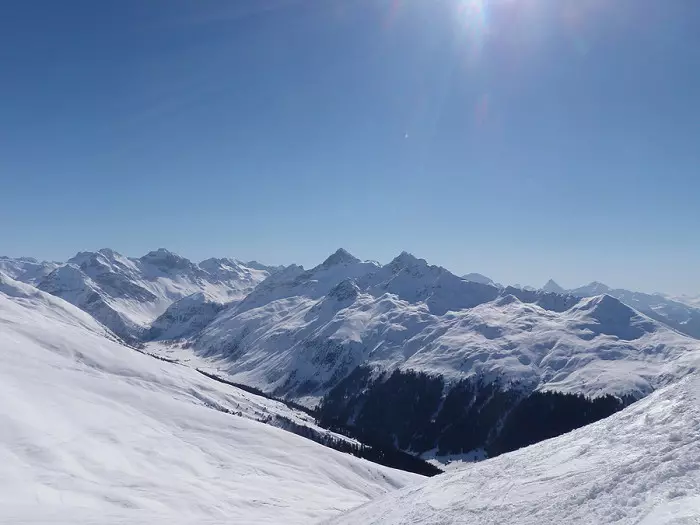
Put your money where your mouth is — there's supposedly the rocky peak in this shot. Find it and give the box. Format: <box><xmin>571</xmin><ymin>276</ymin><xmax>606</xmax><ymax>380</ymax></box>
<box><xmin>321</xmin><ymin>248</ymin><xmax>361</xmax><ymax>267</ymax></box>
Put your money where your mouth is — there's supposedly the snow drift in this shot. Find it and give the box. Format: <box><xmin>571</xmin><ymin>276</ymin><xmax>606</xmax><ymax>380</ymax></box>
<box><xmin>0</xmin><ymin>273</ymin><xmax>419</xmax><ymax>524</ymax></box>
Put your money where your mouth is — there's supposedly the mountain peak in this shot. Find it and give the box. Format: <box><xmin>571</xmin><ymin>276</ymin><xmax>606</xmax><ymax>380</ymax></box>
<box><xmin>570</xmin><ymin>294</ymin><xmax>658</xmax><ymax>340</ymax></box>
<box><xmin>140</xmin><ymin>248</ymin><xmax>194</xmax><ymax>271</ymax></box>
<box><xmin>143</xmin><ymin>248</ymin><xmax>176</xmax><ymax>258</ymax></box>
<box><xmin>463</xmin><ymin>273</ymin><xmax>495</xmax><ymax>286</ymax></box>
<box><xmin>589</xmin><ymin>281</ymin><xmax>611</xmax><ymax>292</ymax></box>
<box><xmin>587</xmin><ymin>293</ymin><xmax>628</xmax><ymax>311</ymax></box>
<box><xmin>199</xmin><ymin>257</ymin><xmax>240</xmax><ymax>270</ymax></box>
<box><xmin>389</xmin><ymin>251</ymin><xmax>425</xmax><ymax>270</ymax></box>
<box><xmin>39</xmin><ymin>263</ymin><xmax>91</xmax><ymax>292</ymax></box>
<box><xmin>68</xmin><ymin>250</ymin><xmax>99</xmax><ymax>264</ymax></box>
<box><xmin>244</xmin><ymin>260</ymin><xmax>283</xmax><ymax>273</ymax></box>
<box><xmin>494</xmin><ymin>294</ymin><xmax>522</xmax><ymax>307</ymax></box>
<box><xmin>573</xmin><ymin>293</ymin><xmax>640</xmax><ymax>323</ymax></box>
<box><xmin>542</xmin><ymin>279</ymin><xmax>566</xmax><ymax>294</ymax></box>
<box><xmin>321</xmin><ymin>248</ymin><xmax>360</xmax><ymax>267</ymax></box>
<box><xmin>97</xmin><ymin>248</ymin><xmax>122</xmax><ymax>259</ymax></box>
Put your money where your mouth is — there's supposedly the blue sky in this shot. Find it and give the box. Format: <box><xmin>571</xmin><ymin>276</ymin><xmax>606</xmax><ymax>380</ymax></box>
<box><xmin>1</xmin><ymin>0</ymin><xmax>699</xmax><ymax>294</ymax></box>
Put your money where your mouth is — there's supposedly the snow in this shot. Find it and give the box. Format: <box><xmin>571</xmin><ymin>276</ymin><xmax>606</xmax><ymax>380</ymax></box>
<box><xmin>546</xmin><ymin>280</ymin><xmax>700</xmax><ymax>339</ymax></box>
<box><xmin>462</xmin><ymin>273</ymin><xmax>496</xmax><ymax>286</ymax></box>
<box><xmin>420</xmin><ymin>448</ymin><xmax>487</xmax><ymax>471</ymax></box>
<box><xmin>542</xmin><ymin>279</ymin><xmax>566</xmax><ymax>294</ymax></box>
<box><xmin>5</xmin><ymin>246</ymin><xmax>700</xmax><ymax>523</ymax></box>
<box><xmin>235</xmin><ymin>250</ymin><xmax>379</xmax><ymax>314</ymax></box>
<box><xmin>667</xmin><ymin>293</ymin><xmax>700</xmax><ymax>309</ymax></box>
<box><xmin>19</xmin><ymin>248</ymin><xmax>276</xmax><ymax>340</ymax></box>
<box><xmin>0</xmin><ymin>273</ymin><xmax>420</xmax><ymax>524</ymax></box>
<box><xmin>192</xmin><ymin>251</ymin><xmax>700</xmax><ymax>403</ymax></box>
<box><xmin>330</xmin><ymin>373</ymin><xmax>700</xmax><ymax>524</ymax></box>
<box><xmin>147</xmin><ymin>291</ymin><xmax>225</xmax><ymax>341</ymax></box>
<box><xmin>0</xmin><ymin>255</ymin><xmax>59</xmax><ymax>285</ymax></box>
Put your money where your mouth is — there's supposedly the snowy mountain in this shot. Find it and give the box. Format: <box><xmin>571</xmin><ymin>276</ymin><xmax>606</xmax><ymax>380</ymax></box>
<box><xmin>4</xmin><ymin>245</ymin><xmax>700</xmax><ymax>522</ymax></box>
<box><xmin>542</xmin><ymin>278</ymin><xmax>566</xmax><ymax>294</ymax></box>
<box><xmin>462</xmin><ymin>272</ymin><xmax>497</xmax><ymax>286</ymax></box>
<box><xmin>146</xmin><ymin>248</ymin><xmax>699</xmax><ymax>459</ymax></box>
<box><xmin>191</xmin><ymin>250</ymin><xmax>699</xmax><ymax>404</ymax></box>
<box><xmin>331</xmin><ymin>372</ymin><xmax>700</xmax><ymax>525</ymax></box>
<box><xmin>147</xmin><ymin>291</ymin><xmax>226</xmax><ymax>341</ymax></box>
<box><xmin>7</xmin><ymin>246</ymin><xmax>700</xmax><ymax>466</ymax></box>
<box><xmin>545</xmin><ymin>280</ymin><xmax>700</xmax><ymax>339</ymax></box>
<box><xmin>0</xmin><ymin>255</ymin><xmax>59</xmax><ymax>284</ymax></box>
<box><xmin>0</xmin><ymin>272</ymin><xmax>419</xmax><ymax>523</ymax></box>
<box><xmin>5</xmin><ymin>248</ymin><xmax>276</xmax><ymax>342</ymax></box>
<box><xmin>668</xmin><ymin>293</ymin><xmax>700</xmax><ymax>309</ymax></box>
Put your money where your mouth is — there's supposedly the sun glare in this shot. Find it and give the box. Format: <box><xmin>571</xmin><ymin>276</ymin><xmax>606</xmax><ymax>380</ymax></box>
<box><xmin>457</xmin><ymin>0</ymin><xmax>490</xmax><ymax>58</ymax></box>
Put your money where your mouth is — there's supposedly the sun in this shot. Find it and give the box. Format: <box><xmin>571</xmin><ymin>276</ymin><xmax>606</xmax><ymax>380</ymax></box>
<box><xmin>456</xmin><ymin>0</ymin><xmax>490</xmax><ymax>57</ymax></box>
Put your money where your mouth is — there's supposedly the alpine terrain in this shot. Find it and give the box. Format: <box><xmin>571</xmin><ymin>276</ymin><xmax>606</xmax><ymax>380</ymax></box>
<box><xmin>331</xmin><ymin>372</ymin><xmax>700</xmax><ymax>524</ymax></box>
<box><xmin>6</xmin><ymin>248</ymin><xmax>700</xmax><ymax>463</ymax></box>
<box><xmin>540</xmin><ymin>279</ymin><xmax>700</xmax><ymax>339</ymax></box>
<box><xmin>0</xmin><ymin>271</ymin><xmax>420</xmax><ymax>523</ymax></box>
<box><xmin>2</xmin><ymin>247</ymin><xmax>700</xmax><ymax>523</ymax></box>
<box><xmin>30</xmin><ymin>248</ymin><xmax>276</xmax><ymax>343</ymax></box>
<box><xmin>178</xmin><ymin>250</ymin><xmax>698</xmax><ymax>458</ymax></box>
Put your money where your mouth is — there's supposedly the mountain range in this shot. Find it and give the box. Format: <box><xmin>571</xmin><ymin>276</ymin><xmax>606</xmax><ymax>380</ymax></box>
<box><xmin>190</xmin><ymin>249</ymin><xmax>698</xmax><ymax>404</ymax></box>
<box><xmin>3</xmin><ymin>248</ymin><xmax>275</xmax><ymax>343</ymax></box>
<box><xmin>3</xmin><ymin>247</ymin><xmax>700</xmax><ymax>460</ymax></box>
<box><xmin>466</xmin><ymin>273</ymin><xmax>700</xmax><ymax>339</ymax></box>
<box><xmin>541</xmin><ymin>278</ymin><xmax>700</xmax><ymax>339</ymax></box>
<box><xmin>2</xmin><ymin>247</ymin><xmax>700</xmax><ymax>522</ymax></box>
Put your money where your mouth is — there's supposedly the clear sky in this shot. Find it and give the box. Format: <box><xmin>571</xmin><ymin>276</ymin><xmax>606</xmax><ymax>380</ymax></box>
<box><xmin>1</xmin><ymin>0</ymin><xmax>699</xmax><ymax>294</ymax></box>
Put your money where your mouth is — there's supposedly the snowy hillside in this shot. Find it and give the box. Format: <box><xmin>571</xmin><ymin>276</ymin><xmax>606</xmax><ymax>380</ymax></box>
<box><xmin>0</xmin><ymin>273</ymin><xmax>420</xmax><ymax>524</ymax></box>
<box><xmin>0</xmin><ymin>255</ymin><xmax>59</xmax><ymax>284</ymax></box>
<box><xmin>7</xmin><ymin>248</ymin><xmax>276</xmax><ymax>342</ymax></box>
<box><xmin>192</xmin><ymin>250</ymin><xmax>700</xmax><ymax>404</ymax></box>
<box><xmin>331</xmin><ymin>373</ymin><xmax>700</xmax><ymax>525</ymax></box>
<box><xmin>147</xmin><ymin>291</ymin><xmax>225</xmax><ymax>341</ymax></box>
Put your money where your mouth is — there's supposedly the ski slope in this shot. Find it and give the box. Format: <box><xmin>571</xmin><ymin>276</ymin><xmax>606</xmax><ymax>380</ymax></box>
<box><xmin>330</xmin><ymin>374</ymin><xmax>700</xmax><ymax>524</ymax></box>
<box><xmin>0</xmin><ymin>273</ymin><xmax>419</xmax><ymax>524</ymax></box>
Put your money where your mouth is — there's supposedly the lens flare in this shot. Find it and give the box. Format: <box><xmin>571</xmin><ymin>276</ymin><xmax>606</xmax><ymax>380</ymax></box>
<box><xmin>457</xmin><ymin>0</ymin><xmax>490</xmax><ymax>59</ymax></box>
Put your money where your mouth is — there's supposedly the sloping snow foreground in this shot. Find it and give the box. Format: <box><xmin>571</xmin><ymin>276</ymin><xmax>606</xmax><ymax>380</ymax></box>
<box><xmin>330</xmin><ymin>375</ymin><xmax>700</xmax><ymax>524</ymax></box>
<box><xmin>0</xmin><ymin>273</ymin><xmax>420</xmax><ymax>524</ymax></box>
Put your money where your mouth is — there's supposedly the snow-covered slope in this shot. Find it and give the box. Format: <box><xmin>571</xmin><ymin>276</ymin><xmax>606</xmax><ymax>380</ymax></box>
<box><xmin>668</xmin><ymin>293</ymin><xmax>700</xmax><ymax>309</ymax></box>
<box><xmin>28</xmin><ymin>248</ymin><xmax>274</xmax><ymax>341</ymax></box>
<box><xmin>0</xmin><ymin>273</ymin><xmax>419</xmax><ymax>524</ymax></box>
<box><xmin>147</xmin><ymin>291</ymin><xmax>225</xmax><ymax>341</ymax></box>
<box><xmin>191</xmin><ymin>250</ymin><xmax>700</xmax><ymax>404</ymax></box>
<box><xmin>360</xmin><ymin>252</ymin><xmax>500</xmax><ymax>316</ymax></box>
<box><xmin>0</xmin><ymin>255</ymin><xmax>59</xmax><ymax>284</ymax></box>
<box><xmin>331</xmin><ymin>373</ymin><xmax>700</xmax><ymax>525</ymax></box>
